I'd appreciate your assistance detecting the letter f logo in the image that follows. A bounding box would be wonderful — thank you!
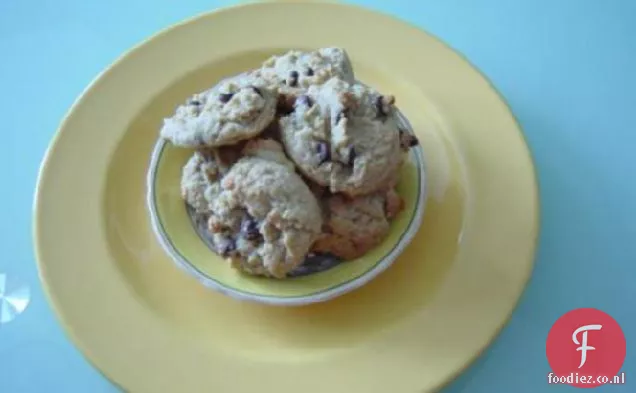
[547,308,626,388]
[572,324,602,368]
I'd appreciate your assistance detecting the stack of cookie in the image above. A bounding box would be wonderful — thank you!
[160,48,419,279]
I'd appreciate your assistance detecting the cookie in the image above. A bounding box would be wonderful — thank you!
[311,188,404,260]
[279,92,333,187]
[180,146,242,214]
[160,75,277,147]
[240,137,296,172]
[280,77,405,196]
[207,141,323,278]
[180,137,290,215]
[258,47,355,92]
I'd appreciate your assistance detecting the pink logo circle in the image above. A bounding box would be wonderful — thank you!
[546,308,626,388]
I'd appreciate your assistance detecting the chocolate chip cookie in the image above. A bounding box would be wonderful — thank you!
[167,46,423,279]
[280,77,406,196]
[258,47,355,92]
[160,75,277,147]
[207,140,323,278]
[311,188,404,260]
[180,146,242,214]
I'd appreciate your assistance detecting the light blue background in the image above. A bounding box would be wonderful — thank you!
[1,0,633,392]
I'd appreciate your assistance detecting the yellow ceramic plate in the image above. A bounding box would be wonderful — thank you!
[34,2,538,393]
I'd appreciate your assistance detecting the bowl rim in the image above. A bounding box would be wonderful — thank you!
[146,109,428,306]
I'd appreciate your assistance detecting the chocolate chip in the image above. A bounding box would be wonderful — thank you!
[288,71,299,87]
[241,217,260,240]
[375,96,386,118]
[188,99,202,106]
[399,128,419,149]
[250,86,262,97]
[375,95,396,120]
[219,93,233,103]
[306,68,314,76]
[218,237,236,257]
[316,141,330,165]
[295,95,313,107]
[276,94,296,115]
[345,146,356,166]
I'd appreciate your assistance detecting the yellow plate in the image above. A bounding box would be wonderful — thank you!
[33,2,538,393]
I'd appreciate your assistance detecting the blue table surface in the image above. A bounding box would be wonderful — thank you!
[1,0,634,392]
